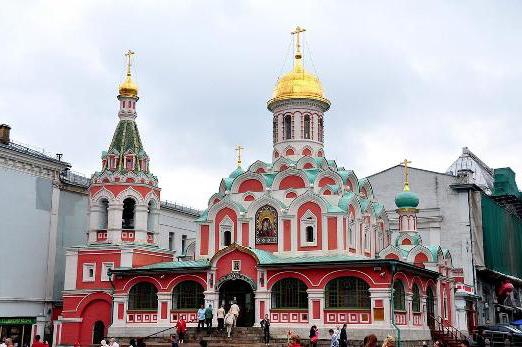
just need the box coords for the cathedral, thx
[54,28,462,345]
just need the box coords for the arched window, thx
[284,115,292,140]
[128,282,158,310]
[393,281,406,311]
[412,284,421,312]
[273,117,278,143]
[325,277,370,309]
[122,198,136,229]
[220,218,233,248]
[147,200,156,232]
[318,116,324,142]
[306,226,314,243]
[303,115,311,139]
[100,198,109,230]
[271,278,308,308]
[172,281,204,310]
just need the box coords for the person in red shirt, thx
[176,317,187,344]
[32,335,45,347]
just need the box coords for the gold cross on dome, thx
[124,50,135,75]
[235,145,244,167]
[291,26,306,55]
[401,159,412,191]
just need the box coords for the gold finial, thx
[291,26,306,59]
[125,50,135,76]
[401,159,412,191]
[235,145,244,167]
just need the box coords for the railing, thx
[429,314,467,342]
[161,200,201,215]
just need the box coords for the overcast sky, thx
[1,1,522,209]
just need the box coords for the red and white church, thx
[55,31,465,346]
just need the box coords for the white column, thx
[112,294,127,327]
[45,182,61,302]
[204,290,219,325]
[454,290,469,335]
[369,288,392,327]
[108,203,123,242]
[291,218,298,252]
[421,295,428,328]
[209,222,216,255]
[406,292,413,328]
[255,290,271,326]
[157,292,172,326]
[307,288,324,328]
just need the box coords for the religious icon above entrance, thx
[255,205,278,244]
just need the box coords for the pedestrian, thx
[176,316,187,343]
[363,334,377,347]
[205,304,213,334]
[32,335,45,347]
[459,340,470,347]
[170,334,179,347]
[0,337,6,347]
[100,340,108,347]
[110,338,120,347]
[288,334,301,347]
[217,305,225,331]
[229,301,240,327]
[260,314,270,345]
[197,304,206,332]
[224,311,235,338]
[434,341,444,347]
[328,329,339,347]
[381,335,394,347]
[5,340,13,347]
[339,324,347,347]
[309,325,319,347]
[137,338,146,347]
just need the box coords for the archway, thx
[92,321,105,344]
[218,279,255,327]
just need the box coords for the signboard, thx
[0,317,36,325]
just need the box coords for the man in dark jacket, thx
[205,304,213,333]
[339,324,348,347]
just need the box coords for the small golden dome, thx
[119,73,138,98]
[268,58,329,108]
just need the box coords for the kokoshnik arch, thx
[55,29,463,345]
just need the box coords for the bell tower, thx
[267,26,330,161]
[87,51,161,245]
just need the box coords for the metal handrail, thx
[429,314,467,341]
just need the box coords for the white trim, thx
[219,216,234,249]
[82,263,96,282]
[300,210,317,247]
[101,262,114,282]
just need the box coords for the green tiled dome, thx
[395,190,419,209]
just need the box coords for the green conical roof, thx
[106,119,147,172]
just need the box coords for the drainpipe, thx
[390,262,401,347]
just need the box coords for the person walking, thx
[224,311,235,338]
[197,304,206,332]
[176,316,187,343]
[328,329,339,347]
[362,334,377,347]
[170,334,179,347]
[217,305,225,331]
[110,338,120,347]
[381,336,395,347]
[205,304,213,334]
[260,314,270,345]
[309,325,319,347]
[229,301,240,327]
[32,335,45,347]
[339,324,348,347]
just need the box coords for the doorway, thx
[92,321,105,344]
[219,279,255,327]
[427,287,435,329]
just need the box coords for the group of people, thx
[0,335,48,347]
[308,325,394,347]
[195,302,240,338]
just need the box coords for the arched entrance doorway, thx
[92,321,105,344]
[218,278,255,327]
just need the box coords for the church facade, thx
[55,30,463,346]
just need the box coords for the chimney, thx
[0,124,11,145]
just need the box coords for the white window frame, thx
[348,220,356,248]
[443,291,448,319]
[101,262,114,282]
[219,217,234,249]
[83,263,96,282]
[364,224,370,251]
[300,210,317,247]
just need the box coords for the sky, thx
[1,1,522,209]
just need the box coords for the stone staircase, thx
[429,315,468,347]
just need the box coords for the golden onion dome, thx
[119,73,138,98]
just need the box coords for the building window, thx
[300,211,317,247]
[271,278,308,309]
[349,221,355,247]
[273,117,278,144]
[122,198,135,229]
[147,200,156,232]
[172,281,204,310]
[364,224,370,251]
[125,156,133,171]
[168,232,174,251]
[443,290,448,319]
[220,218,233,249]
[101,262,114,282]
[128,282,158,310]
[99,198,109,230]
[303,115,311,139]
[284,114,292,140]
[181,235,187,253]
[412,284,421,312]
[82,263,95,282]
[318,116,324,142]
[393,281,406,311]
[325,277,370,309]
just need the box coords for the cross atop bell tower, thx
[401,159,412,191]
[291,26,306,59]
